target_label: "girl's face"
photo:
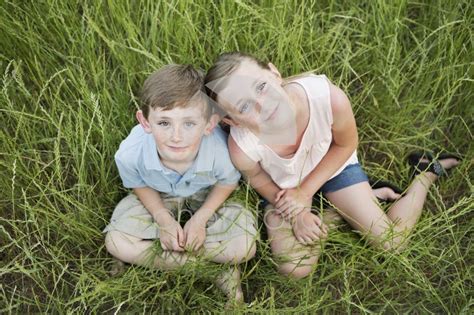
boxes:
[214,60,296,142]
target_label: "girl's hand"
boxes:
[292,211,328,245]
[183,214,207,252]
[154,212,185,252]
[274,188,312,220]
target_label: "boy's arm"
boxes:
[228,136,281,206]
[133,186,185,251]
[193,182,238,221]
[182,182,238,250]
[133,186,172,223]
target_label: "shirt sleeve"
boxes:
[115,154,147,188]
[213,148,241,186]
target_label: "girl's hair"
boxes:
[204,52,270,106]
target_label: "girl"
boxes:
[204,52,460,278]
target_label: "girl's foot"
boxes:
[407,151,461,180]
[370,179,404,201]
[216,266,244,306]
[372,187,401,201]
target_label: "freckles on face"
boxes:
[146,105,209,162]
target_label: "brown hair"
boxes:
[204,52,270,111]
[140,64,210,119]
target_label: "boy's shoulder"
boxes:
[114,125,147,166]
[203,125,230,155]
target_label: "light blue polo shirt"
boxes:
[115,125,241,197]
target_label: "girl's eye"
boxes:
[256,82,266,94]
[239,101,252,114]
[157,121,169,127]
[184,121,196,128]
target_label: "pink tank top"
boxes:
[230,74,358,189]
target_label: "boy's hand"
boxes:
[275,188,312,220]
[292,211,328,245]
[154,212,185,252]
[183,214,207,252]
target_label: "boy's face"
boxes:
[137,101,216,165]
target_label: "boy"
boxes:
[104,65,257,301]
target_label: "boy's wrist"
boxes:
[193,208,214,224]
[153,210,174,226]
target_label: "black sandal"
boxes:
[407,151,461,179]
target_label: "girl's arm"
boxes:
[299,82,358,196]
[228,135,281,205]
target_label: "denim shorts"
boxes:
[319,163,369,194]
[259,163,369,208]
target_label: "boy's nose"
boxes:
[171,127,183,142]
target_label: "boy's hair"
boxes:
[140,64,210,119]
[204,52,270,106]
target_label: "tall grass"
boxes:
[1,0,472,313]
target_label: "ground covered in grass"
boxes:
[1,0,472,313]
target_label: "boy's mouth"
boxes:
[167,145,188,152]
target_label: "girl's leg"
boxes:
[265,209,322,279]
[325,158,459,250]
[105,230,191,270]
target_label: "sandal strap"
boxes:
[413,160,446,177]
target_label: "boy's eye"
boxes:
[256,82,266,94]
[184,121,196,128]
[157,121,169,127]
[239,101,252,114]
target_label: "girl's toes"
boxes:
[439,158,460,170]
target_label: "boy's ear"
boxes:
[222,115,239,127]
[268,62,283,82]
[136,110,152,133]
[204,114,220,135]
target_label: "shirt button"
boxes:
[185,181,190,186]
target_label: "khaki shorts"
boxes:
[103,189,258,243]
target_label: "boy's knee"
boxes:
[278,263,313,279]
[229,234,257,263]
[105,231,142,264]
[208,234,257,264]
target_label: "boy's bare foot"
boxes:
[109,258,125,276]
[216,266,244,306]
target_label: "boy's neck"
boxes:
[160,151,198,175]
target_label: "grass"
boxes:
[0,0,472,313]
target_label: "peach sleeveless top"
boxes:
[230,74,358,189]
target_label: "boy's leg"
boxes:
[105,230,192,270]
[202,203,257,264]
[104,193,192,270]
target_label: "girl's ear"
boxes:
[268,62,283,82]
[222,115,239,127]
[204,114,220,135]
[136,110,152,133]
